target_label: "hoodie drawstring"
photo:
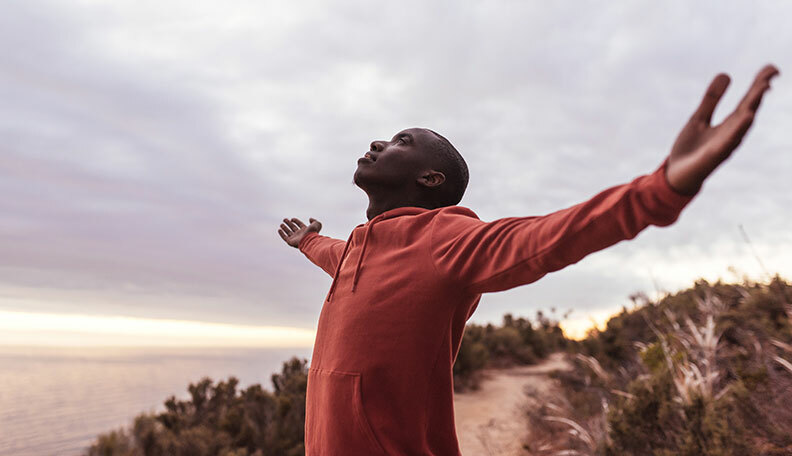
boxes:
[351,220,374,292]
[325,231,354,302]
[325,216,378,301]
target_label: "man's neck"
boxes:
[365,193,432,220]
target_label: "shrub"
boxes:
[453,312,568,390]
[87,357,308,456]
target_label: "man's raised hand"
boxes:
[666,64,780,195]
[278,217,322,248]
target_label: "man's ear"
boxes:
[417,170,446,188]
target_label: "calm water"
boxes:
[0,346,313,456]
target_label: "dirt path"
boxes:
[453,353,570,456]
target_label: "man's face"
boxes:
[353,128,438,191]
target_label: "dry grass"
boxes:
[521,277,792,456]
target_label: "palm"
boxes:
[278,217,322,248]
[666,65,779,195]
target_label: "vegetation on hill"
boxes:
[88,358,309,456]
[453,310,568,391]
[523,276,792,456]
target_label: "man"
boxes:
[278,65,779,455]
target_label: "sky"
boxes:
[1,0,791,344]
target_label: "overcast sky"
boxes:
[1,0,790,341]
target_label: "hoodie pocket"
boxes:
[306,367,386,455]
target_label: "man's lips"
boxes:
[358,152,376,164]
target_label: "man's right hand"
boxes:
[278,217,322,248]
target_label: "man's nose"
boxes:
[370,141,385,152]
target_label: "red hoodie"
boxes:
[298,159,695,455]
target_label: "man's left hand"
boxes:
[666,64,780,195]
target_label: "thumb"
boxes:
[308,218,322,232]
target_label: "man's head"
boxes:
[353,128,469,210]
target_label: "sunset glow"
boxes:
[558,308,618,340]
[0,310,316,347]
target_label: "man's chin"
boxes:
[353,170,381,194]
[352,169,367,189]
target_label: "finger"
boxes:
[692,73,731,125]
[309,218,322,231]
[716,111,755,155]
[280,223,291,235]
[727,112,755,150]
[292,218,306,229]
[737,79,771,113]
[283,218,298,232]
[737,64,780,113]
[309,218,318,224]
[278,229,289,241]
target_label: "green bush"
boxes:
[452,331,490,391]
[88,357,308,456]
[453,312,569,390]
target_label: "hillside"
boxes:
[522,276,792,455]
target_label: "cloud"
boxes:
[1,0,790,336]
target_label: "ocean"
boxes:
[0,346,313,456]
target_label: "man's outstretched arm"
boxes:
[431,65,780,294]
[278,217,346,277]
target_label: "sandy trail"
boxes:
[453,353,570,456]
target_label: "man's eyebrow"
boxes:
[393,132,413,142]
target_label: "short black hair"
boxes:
[426,129,469,207]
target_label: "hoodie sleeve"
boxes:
[430,159,696,294]
[298,232,347,277]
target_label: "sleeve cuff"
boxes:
[298,231,320,252]
[649,157,698,207]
